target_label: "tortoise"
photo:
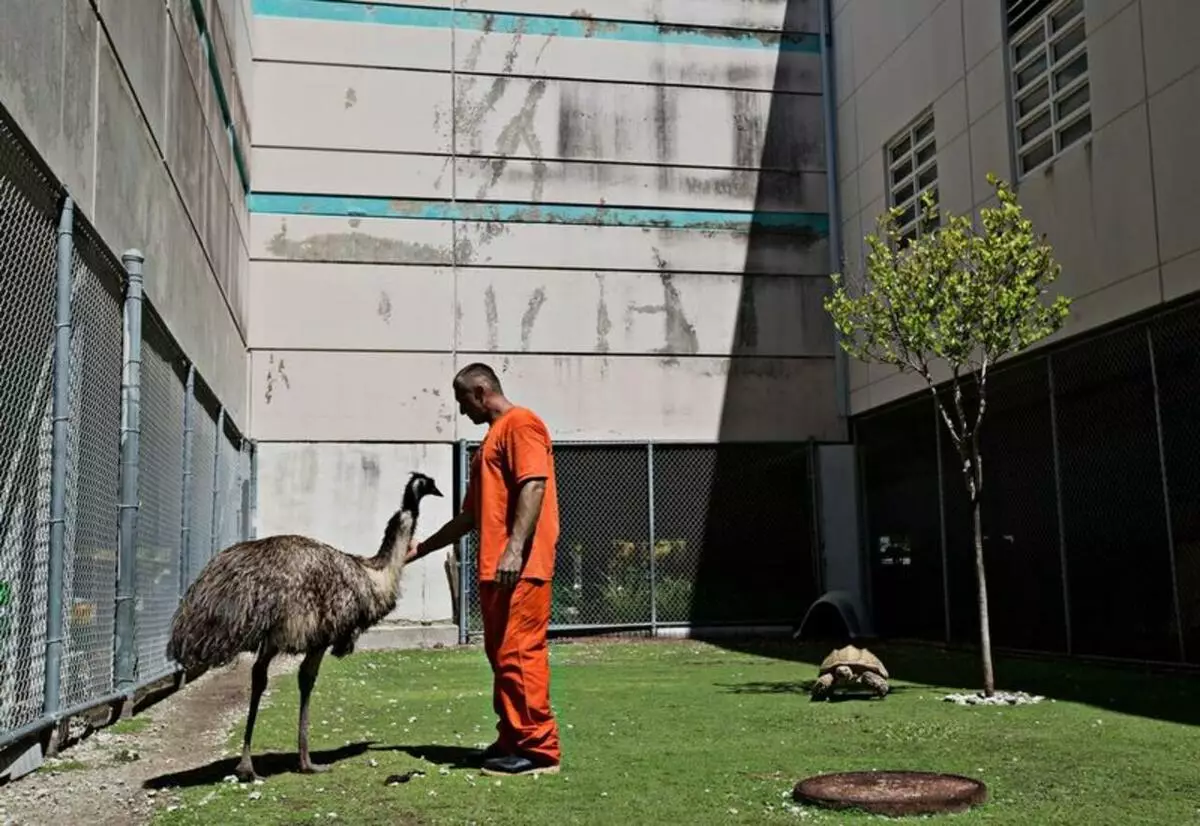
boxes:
[810,645,889,700]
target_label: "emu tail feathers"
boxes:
[166,554,280,670]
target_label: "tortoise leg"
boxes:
[811,672,835,701]
[862,671,889,698]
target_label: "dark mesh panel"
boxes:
[1150,304,1200,664]
[938,358,1067,653]
[656,443,817,625]
[1053,325,1179,662]
[854,394,945,641]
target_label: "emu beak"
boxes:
[429,483,444,497]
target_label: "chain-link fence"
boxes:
[0,102,255,752]
[854,297,1200,667]
[455,441,821,640]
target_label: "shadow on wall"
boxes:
[683,0,835,634]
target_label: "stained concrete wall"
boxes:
[834,0,1200,413]
[0,0,252,426]
[247,0,840,625]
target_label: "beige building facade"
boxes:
[834,0,1200,412]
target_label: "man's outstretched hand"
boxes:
[405,539,422,564]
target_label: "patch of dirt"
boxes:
[0,656,300,826]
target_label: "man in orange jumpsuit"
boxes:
[407,362,562,776]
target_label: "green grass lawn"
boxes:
[148,638,1199,825]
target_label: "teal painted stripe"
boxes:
[191,0,251,193]
[252,0,821,53]
[248,192,829,233]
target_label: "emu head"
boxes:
[405,471,444,504]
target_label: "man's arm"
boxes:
[407,509,475,563]
[495,478,545,587]
[508,478,546,551]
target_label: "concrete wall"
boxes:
[0,0,252,426]
[247,0,841,624]
[834,0,1200,414]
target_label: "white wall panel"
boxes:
[454,25,820,93]
[455,74,825,169]
[455,157,827,213]
[453,353,841,442]
[256,442,456,623]
[454,220,829,274]
[252,147,452,200]
[250,213,456,265]
[249,260,455,350]
[253,13,450,70]
[455,269,834,357]
[253,61,452,154]
[453,0,819,32]
[250,350,456,441]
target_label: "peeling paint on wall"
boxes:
[377,291,393,324]
[520,287,547,350]
[595,273,612,353]
[264,353,291,405]
[484,285,499,349]
[266,218,453,263]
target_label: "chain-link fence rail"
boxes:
[454,441,821,641]
[0,102,256,759]
[855,295,1200,668]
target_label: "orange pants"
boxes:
[480,579,561,765]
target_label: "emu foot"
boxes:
[299,760,330,775]
[234,760,260,783]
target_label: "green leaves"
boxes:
[825,174,1071,416]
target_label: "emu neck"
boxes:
[372,486,420,569]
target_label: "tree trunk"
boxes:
[972,492,996,696]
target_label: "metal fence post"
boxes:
[647,442,657,636]
[807,439,825,597]
[1147,327,1187,663]
[43,195,75,745]
[455,440,468,645]
[932,394,952,643]
[210,406,224,559]
[114,250,144,694]
[178,364,195,599]
[248,439,258,540]
[1046,355,1073,655]
[239,440,251,542]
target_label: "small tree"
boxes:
[825,174,1070,696]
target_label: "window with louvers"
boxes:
[1006,0,1091,176]
[885,110,938,244]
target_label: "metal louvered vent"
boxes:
[1006,0,1052,36]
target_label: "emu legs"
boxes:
[236,644,276,782]
[297,648,328,774]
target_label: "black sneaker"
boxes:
[470,742,508,765]
[479,754,560,777]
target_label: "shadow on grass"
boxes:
[718,679,917,700]
[387,744,486,769]
[142,741,376,789]
[696,637,1200,726]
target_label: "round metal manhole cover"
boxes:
[793,770,988,817]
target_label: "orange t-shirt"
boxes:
[463,406,559,582]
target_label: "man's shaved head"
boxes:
[454,362,503,393]
[453,362,508,425]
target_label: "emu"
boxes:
[166,471,443,781]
